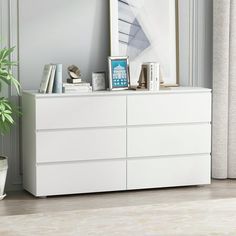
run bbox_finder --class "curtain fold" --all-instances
[228,0,236,178]
[213,0,236,178]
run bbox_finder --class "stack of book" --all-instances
[143,62,160,91]
[138,62,160,91]
[39,64,62,93]
[63,78,92,93]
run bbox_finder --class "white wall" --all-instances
[0,0,213,191]
[19,0,110,89]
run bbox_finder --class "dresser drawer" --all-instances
[127,124,211,157]
[36,96,126,130]
[36,128,126,163]
[127,93,211,125]
[127,155,211,189]
[36,160,126,196]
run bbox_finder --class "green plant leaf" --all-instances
[0,119,11,135]
[0,47,15,62]
[1,114,5,122]
[0,68,8,76]
[1,59,17,66]
[4,113,14,124]
[0,104,5,111]
[0,45,21,135]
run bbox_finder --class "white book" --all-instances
[149,63,155,91]
[63,88,92,94]
[47,64,56,93]
[64,87,92,91]
[144,62,160,91]
[39,64,53,93]
[154,63,160,91]
[64,91,92,94]
[143,62,154,91]
[63,82,90,87]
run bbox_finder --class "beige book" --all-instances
[47,65,56,93]
[39,64,53,93]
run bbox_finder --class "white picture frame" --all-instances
[109,0,179,86]
[108,56,130,90]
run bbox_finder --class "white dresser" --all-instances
[22,87,212,197]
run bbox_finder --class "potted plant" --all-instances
[0,45,21,200]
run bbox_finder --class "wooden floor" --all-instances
[1,179,236,217]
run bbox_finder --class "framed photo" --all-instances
[108,56,130,90]
[109,0,179,86]
[92,72,106,91]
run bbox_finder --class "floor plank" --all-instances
[1,179,236,216]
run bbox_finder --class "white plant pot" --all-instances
[0,156,8,200]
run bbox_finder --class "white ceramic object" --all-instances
[0,156,8,200]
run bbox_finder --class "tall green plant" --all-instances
[0,46,21,135]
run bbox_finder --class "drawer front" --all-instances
[37,128,126,163]
[127,124,211,157]
[36,96,126,130]
[127,93,211,125]
[36,160,126,196]
[127,155,211,189]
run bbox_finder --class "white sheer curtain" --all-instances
[213,0,236,179]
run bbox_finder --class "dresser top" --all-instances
[23,87,211,98]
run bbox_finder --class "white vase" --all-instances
[0,156,8,200]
